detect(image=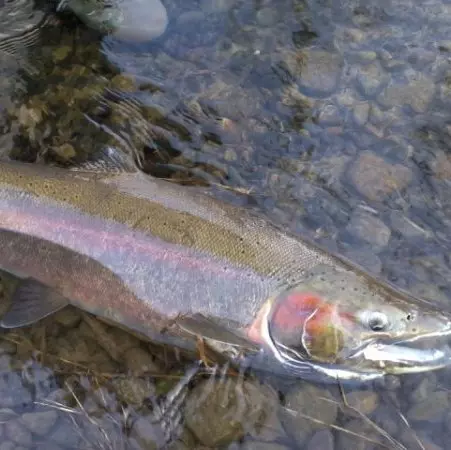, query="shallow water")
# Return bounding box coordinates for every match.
[2,0,451,448]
